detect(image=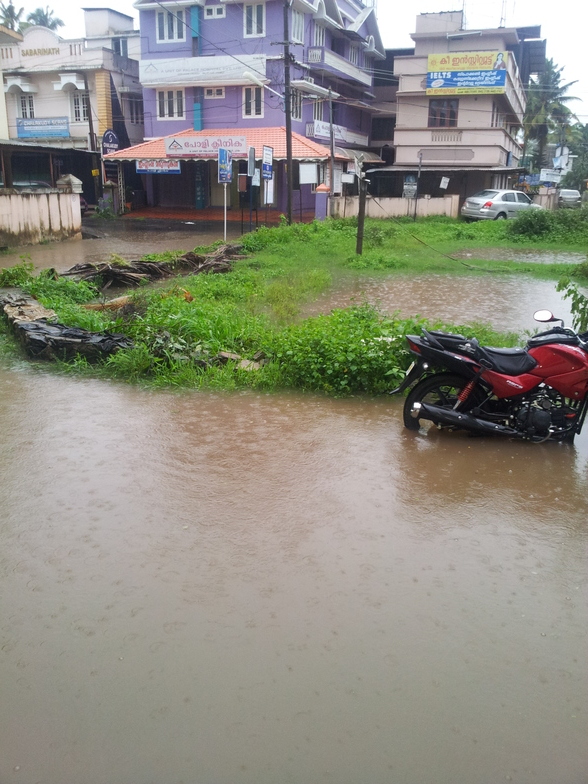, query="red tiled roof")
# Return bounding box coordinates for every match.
[105,127,336,161]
